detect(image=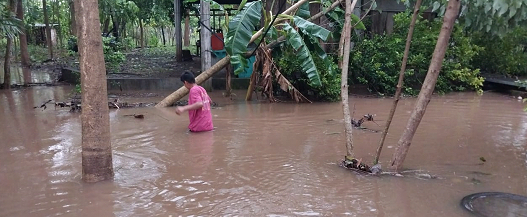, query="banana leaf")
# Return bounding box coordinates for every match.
[293,16,330,41]
[303,34,337,76]
[225,1,262,74]
[283,23,322,86]
[296,1,311,19]
[0,17,23,39]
